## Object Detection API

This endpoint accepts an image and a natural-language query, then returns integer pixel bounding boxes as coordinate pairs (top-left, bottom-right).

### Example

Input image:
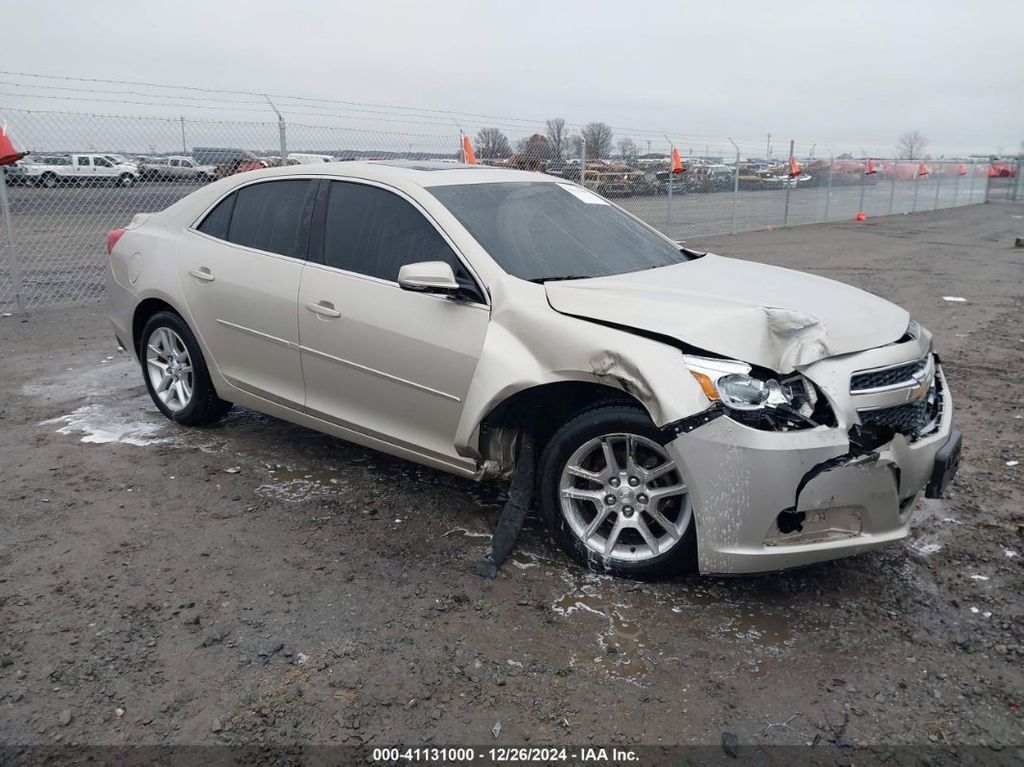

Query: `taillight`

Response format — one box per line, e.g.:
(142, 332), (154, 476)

(106, 228), (126, 254)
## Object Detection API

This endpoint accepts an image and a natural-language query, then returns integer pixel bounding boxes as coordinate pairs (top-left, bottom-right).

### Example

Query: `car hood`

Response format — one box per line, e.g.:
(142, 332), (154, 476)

(544, 254), (909, 372)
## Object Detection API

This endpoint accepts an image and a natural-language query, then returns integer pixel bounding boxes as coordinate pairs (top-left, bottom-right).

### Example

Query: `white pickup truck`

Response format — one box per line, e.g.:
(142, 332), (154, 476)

(16, 154), (139, 188)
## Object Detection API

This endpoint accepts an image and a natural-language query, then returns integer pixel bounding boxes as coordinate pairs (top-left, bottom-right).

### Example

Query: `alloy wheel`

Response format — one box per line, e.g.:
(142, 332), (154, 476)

(558, 433), (690, 563)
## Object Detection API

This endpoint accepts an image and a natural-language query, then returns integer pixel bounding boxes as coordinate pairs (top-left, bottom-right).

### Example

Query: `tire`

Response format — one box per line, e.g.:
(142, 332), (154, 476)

(537, 404), (696, 579)
(139, 310), (232, 426)
(39, 173), (58, 189)
(118, 173), (136, 187)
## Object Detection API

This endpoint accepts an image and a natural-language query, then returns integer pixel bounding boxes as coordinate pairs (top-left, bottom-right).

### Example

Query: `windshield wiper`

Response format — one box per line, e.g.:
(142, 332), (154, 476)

(527, 275), (591, 284)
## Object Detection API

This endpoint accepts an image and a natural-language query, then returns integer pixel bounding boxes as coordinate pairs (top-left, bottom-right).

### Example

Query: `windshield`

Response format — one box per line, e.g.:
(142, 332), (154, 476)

(428, 181), (688, 281)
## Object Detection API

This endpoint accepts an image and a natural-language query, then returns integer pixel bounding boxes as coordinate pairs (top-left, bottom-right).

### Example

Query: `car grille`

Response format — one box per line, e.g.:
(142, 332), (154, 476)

(850, 358), (929, 393)
(858, 369), (944, 441)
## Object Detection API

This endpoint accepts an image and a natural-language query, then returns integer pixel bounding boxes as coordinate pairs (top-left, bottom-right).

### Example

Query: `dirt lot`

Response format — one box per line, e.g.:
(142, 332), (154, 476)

(1, 204), (1022, 757)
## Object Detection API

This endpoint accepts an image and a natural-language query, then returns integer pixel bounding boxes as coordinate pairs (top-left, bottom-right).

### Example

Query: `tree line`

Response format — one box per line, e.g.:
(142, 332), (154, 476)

(473, 119), (638, 162)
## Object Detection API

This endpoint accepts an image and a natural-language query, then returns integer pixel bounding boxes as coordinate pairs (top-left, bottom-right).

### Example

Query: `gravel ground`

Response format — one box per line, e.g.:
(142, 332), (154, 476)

(0, 204), (1022, 757)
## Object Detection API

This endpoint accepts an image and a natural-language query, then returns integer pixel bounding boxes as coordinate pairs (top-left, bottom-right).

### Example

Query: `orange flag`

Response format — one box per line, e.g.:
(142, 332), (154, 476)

(789, 156), (801, 177)
(918, 162), (929, 177)
(866, 158), (876, 174)
(461, 134), (476, 165)
(0, 125), (26, 166)
(671, 147), (683, 173)
(958, 163), (967, 176)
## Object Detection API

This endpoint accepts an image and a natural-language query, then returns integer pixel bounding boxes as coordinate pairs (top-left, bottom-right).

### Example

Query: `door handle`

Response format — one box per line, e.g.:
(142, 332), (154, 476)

(305, 301), (341, 319)
(189, 267), (215, 282)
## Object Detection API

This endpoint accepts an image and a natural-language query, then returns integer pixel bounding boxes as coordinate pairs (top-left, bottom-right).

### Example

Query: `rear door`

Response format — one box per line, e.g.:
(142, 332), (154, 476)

(73, 155), (93, 183)
(180, 178), (318, 407)
(296, 179), (489, 462)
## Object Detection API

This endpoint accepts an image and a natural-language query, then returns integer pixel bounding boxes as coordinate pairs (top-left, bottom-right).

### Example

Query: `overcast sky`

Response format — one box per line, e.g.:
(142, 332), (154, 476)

(2, 0), (1022, 157)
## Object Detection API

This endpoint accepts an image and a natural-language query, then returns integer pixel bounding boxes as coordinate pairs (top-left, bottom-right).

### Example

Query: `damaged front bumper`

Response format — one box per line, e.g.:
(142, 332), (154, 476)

(667, 359), (956, 575)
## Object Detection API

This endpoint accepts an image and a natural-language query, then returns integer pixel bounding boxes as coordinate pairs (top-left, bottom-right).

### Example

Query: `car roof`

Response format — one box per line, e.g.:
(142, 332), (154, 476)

(229, 160), (557, 189)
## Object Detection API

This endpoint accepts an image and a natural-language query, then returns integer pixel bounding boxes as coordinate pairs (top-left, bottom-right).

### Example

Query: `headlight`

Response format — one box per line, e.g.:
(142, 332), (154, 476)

(684, 355), (819, 423)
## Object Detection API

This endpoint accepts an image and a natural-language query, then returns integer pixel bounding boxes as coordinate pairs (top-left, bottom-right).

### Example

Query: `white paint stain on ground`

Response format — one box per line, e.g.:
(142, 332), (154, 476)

(41, 402), (172, 446)
(969, 574), (990, 581)
(942, 296), (967, 303)
(905, 538), (943, 557)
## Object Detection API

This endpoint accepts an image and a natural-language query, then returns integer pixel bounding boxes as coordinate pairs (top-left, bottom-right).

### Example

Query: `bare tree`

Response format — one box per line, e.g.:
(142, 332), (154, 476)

(582, 122), (614, 160)
(545, 118), (567, 159)
(475, 128), (512, 159)
(566, 133), (583, 158)
(519, 134), (551, 169)
(617, 137), (639, 162)
(896, 131), (928, 160)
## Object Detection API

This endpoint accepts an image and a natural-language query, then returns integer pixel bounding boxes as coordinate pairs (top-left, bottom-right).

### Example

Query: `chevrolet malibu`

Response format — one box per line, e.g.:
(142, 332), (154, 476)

(107, 161), (961, 578)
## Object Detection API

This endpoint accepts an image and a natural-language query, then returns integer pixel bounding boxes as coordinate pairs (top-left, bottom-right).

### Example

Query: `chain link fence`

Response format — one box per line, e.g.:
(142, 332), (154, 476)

(0, 105), (1007, 314)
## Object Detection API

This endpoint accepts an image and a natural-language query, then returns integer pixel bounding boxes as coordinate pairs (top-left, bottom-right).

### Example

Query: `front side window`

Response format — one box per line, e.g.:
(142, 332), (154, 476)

(94, 157), (113, 168)
(76, 157), (91, 167)
(169, 159), (180, 167)
(322, 181), (471, 286)
(428, 181), (689, 282)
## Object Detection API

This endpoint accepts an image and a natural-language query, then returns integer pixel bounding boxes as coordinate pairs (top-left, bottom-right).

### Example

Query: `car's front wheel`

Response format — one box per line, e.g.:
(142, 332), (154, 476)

(538, 404), (696, 579)
(140, 310), (232, 426)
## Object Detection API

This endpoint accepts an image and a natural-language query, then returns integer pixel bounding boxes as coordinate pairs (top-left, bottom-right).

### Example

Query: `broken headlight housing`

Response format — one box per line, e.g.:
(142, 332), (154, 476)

(684, 355), (828, 430)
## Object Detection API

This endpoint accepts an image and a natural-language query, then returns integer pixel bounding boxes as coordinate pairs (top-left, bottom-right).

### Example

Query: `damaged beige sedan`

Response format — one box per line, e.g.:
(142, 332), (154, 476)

(107, 161), (961, 578)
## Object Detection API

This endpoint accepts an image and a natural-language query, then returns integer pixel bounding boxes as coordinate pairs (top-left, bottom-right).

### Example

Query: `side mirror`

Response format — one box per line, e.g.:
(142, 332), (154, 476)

(398, 261), (459, 294)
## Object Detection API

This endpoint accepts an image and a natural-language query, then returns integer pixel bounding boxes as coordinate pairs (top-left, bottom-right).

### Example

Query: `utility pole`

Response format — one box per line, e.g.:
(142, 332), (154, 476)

(766, 132), (772, 160)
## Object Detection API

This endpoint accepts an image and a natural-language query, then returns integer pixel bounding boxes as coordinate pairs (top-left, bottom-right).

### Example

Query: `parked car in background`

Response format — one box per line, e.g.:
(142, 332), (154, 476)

(15, 153), (138, 188)
(288, 153), (335, 165)
(107, 161), (959, 579)
(140, 156), (218, 182)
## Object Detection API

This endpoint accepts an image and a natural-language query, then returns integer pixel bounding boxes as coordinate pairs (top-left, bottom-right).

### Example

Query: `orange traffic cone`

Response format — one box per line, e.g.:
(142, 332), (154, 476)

(958, 163), (967, 176)
(671, 147), (683, 174)
(918, 162), (929, 177)
(866, 158), (877, 175)
(855, 212), (867, 221)
(461, 134), (476, 165)
(789, 156), (801, 177)
(0, 125), (26, 166)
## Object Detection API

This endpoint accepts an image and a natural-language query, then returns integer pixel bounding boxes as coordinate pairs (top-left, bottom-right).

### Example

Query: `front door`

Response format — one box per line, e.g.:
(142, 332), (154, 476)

(297, 179), (489, 463)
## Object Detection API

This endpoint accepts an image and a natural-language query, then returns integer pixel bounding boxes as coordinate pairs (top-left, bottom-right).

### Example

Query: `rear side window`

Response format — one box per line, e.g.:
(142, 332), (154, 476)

(322, 181), (467, 283)
(197, 193), (235, 240)
(196, 179), (316, 258)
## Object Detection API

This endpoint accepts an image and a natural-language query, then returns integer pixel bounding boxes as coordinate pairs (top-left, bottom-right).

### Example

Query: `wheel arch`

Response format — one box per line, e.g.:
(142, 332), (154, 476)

(474, 379), (649, 478)
(132, 296), (184, 356)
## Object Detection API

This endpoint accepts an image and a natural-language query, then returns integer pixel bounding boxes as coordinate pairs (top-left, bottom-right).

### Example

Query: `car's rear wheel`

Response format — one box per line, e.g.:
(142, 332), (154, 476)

(39, 173), (57, 189)
(538, 404), (696, 579)
(117, 173), (135, 187)
(140, 310), (231, 426)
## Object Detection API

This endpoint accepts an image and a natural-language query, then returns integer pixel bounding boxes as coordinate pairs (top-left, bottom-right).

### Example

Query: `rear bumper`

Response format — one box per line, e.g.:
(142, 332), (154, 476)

(667, 377), (955, 575)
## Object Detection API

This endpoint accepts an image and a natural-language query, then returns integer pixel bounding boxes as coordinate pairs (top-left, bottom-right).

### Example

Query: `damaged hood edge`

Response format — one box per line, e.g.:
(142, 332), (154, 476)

(544, 254), (910, 373)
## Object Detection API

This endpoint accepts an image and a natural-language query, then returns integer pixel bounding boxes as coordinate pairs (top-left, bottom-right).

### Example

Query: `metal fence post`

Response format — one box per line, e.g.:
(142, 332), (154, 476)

(0, 168), (26, 314)
(952, 162), (960, 207)
(857, 160), (867, 213)
(1015, 158), (1024, 201)
(667, 165), (674, 235)
(968, 160), (977, 204)
(783, 139), (794, 226)
(824, 155), (834, 221)
(888, 159), (897, 214)
(912, 165), (920, 212)
(728, 138), (739, 234)
(180, 116), (187, 154)
(580, 143), (585, 186)
(264, 95), (287, 164)
(933, 164), (944, 210)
